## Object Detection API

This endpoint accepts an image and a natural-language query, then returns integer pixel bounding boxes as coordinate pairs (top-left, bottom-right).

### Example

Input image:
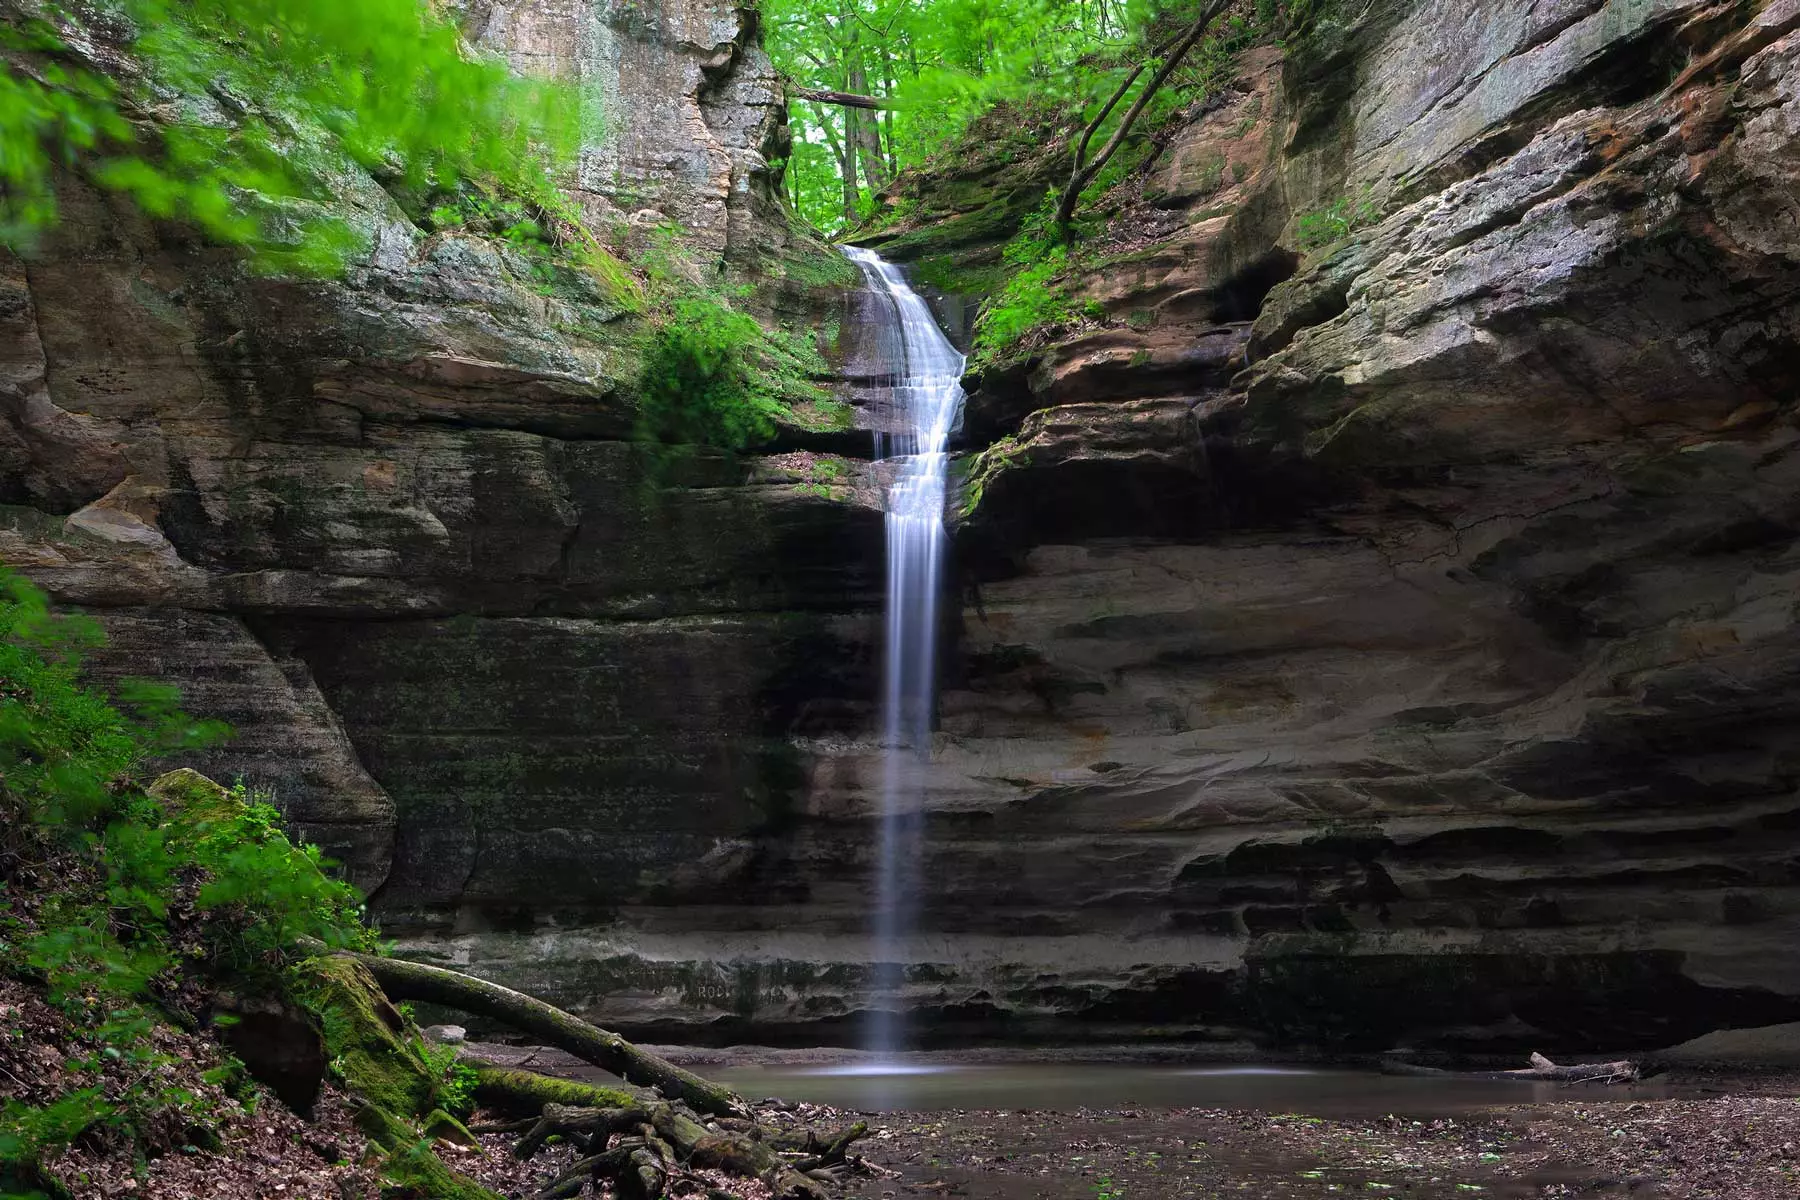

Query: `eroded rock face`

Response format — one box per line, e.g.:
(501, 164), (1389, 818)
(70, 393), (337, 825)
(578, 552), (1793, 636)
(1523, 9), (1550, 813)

(457, 0), (791, 260)
(0, 0), (873, 906)
(10, 0), (1800, 1056)
(465, 0), (1800, 1052)
(751, 0), (1800, 1051)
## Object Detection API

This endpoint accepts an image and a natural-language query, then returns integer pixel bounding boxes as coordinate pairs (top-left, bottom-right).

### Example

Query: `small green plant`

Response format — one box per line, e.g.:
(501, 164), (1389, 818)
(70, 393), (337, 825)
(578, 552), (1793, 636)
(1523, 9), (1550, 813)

(1295, 191), (1379, 250)
(792, 455), (849, 499)
(418, 1038), (481, 1117)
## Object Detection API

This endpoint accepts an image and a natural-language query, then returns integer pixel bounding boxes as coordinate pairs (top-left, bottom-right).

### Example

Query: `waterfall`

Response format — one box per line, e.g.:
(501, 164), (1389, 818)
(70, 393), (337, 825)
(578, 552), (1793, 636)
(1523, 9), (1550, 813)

(844, 246), (965, 1057)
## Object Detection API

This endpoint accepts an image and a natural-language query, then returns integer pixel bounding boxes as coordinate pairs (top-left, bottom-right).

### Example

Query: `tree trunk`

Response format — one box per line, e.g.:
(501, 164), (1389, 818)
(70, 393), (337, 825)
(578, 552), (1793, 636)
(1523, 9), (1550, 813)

(849, 59), (888, 190)
(815, 112), (859, 225)
(341, 952), (746, 1117)
(1054, 0), (1227, 232)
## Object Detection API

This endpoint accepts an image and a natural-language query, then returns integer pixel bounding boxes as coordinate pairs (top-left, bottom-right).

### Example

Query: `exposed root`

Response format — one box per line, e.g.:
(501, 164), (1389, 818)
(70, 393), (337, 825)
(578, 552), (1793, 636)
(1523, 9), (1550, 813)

(480, 1067), (872, 1200)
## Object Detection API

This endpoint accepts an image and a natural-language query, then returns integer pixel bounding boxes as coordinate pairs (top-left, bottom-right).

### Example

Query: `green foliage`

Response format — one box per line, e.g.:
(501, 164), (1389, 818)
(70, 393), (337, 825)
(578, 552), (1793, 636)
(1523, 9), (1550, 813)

(0, 574), (222, 828)
(769, 0), (1271, 235)
(969, 190), (1096, 363)
(1, 0), (586, 274)
(768, 0), (1173, 233)
(0, 569), (377, 1176)
(631, 233), (830, 451)
(420, 1039), (481, 1118)
(185, 783), (377, 973)
(975, 250), (1074, 362)
(635, 297), (794, 450)
(0, 1089), (109, 1191)
(1294, 191), (1378, 250)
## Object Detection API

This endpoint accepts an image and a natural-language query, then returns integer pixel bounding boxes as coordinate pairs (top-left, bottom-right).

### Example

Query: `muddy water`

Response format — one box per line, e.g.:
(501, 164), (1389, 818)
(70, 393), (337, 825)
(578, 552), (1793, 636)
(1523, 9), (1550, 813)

(708, 1062), (1677, 1115)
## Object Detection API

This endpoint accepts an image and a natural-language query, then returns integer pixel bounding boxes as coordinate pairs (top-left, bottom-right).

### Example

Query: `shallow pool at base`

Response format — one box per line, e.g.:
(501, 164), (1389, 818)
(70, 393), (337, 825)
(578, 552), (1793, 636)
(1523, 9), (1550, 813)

(706, 1061), (1677, 1114)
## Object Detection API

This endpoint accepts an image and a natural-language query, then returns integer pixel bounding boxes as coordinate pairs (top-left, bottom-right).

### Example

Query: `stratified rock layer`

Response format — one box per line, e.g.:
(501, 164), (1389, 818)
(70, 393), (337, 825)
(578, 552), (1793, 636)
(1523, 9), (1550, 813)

(7, 0), (1800, 1055)
(448, 0), (1800, 1053)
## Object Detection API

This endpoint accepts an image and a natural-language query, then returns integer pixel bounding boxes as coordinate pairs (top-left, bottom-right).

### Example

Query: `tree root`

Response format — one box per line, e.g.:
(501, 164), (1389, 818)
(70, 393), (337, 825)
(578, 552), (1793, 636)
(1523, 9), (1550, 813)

(478, 1065), (871, 1200)
(287, 940), (873, 1197)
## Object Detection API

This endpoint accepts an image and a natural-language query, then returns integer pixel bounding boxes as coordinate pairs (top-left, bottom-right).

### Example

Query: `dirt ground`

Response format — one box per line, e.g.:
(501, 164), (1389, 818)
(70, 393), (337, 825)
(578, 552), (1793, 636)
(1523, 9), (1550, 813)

(844, 1087), (1800, 1200)
(469, 1044), (1800, 1199)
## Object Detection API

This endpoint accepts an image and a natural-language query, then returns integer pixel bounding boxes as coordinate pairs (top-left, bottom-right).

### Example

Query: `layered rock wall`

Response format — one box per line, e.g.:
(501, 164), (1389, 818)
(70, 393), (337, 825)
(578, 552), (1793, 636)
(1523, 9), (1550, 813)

(7, 0), (1800, 1055)
(485, 0), (1800, 1052)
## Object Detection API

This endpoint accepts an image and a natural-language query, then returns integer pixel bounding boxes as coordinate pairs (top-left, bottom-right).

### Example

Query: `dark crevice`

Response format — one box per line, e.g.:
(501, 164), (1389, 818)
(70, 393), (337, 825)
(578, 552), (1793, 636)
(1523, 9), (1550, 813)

(1213, 247), (1301, 323)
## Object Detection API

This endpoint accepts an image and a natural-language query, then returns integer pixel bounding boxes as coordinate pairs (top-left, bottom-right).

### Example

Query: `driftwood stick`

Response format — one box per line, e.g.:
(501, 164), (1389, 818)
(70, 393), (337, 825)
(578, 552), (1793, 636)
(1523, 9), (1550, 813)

(793, 1122), (870, 1171)
(1381, 1051), (1639, 1083)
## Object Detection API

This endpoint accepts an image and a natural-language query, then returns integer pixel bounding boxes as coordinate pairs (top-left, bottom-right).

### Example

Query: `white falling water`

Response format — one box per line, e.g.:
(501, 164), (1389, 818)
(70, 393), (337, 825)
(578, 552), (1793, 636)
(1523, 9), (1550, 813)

(843, 246), (965, 1057)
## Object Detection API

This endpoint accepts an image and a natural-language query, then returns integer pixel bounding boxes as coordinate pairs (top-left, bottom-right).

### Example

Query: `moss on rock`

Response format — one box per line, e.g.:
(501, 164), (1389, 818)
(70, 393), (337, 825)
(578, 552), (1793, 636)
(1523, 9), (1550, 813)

(379, 1139), (504, 1200)
(289, 956), (499, 1198)
(293, 955), (438, 1130)
(147, 767), (244, 825)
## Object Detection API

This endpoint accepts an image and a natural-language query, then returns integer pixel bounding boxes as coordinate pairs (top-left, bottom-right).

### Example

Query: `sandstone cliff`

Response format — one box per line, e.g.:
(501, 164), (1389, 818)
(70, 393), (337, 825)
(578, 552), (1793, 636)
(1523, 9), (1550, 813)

(6, 0), (1800, 1056)
(827, 0), (1800, 1051)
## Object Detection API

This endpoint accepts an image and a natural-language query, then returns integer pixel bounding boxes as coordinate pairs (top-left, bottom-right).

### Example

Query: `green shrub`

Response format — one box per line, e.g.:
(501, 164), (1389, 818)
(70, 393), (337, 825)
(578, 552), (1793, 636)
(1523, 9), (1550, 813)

(0, 570), (377, 1178)
(634, 294), (827, 451)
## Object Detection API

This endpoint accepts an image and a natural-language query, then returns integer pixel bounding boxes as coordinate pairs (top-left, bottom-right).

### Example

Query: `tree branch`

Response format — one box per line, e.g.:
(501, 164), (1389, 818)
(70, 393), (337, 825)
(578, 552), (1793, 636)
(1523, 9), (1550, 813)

(792, 85), (894, 110)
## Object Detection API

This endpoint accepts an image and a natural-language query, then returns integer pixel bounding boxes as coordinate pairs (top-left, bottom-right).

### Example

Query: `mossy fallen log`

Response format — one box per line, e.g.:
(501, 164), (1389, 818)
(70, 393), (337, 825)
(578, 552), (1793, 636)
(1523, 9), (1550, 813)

(340, 952), (746, 1117)
(468, 1062), (649, 1115)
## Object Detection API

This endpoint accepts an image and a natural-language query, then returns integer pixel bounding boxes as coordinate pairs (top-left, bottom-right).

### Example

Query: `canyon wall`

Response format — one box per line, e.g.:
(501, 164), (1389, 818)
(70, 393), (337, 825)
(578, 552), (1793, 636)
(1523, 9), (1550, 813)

(6, 0), (1800, 1055)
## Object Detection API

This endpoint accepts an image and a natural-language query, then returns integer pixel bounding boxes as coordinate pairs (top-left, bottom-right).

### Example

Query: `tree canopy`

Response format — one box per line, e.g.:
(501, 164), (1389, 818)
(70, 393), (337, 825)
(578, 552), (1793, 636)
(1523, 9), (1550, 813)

(763, 0), (1223, 234)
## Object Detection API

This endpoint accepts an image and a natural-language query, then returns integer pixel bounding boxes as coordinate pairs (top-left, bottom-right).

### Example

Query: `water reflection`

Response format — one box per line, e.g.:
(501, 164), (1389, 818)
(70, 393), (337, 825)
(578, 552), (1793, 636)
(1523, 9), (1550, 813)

(708, 1060), (1676, 1115)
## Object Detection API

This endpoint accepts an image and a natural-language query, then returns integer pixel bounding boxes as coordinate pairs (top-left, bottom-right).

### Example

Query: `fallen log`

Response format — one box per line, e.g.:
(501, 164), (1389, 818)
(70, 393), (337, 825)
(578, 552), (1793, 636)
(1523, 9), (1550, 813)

(339, 951), (746, 1117)
(1380, 1050), (1639, 1084)
(790, 86), (891, 110)
(468, 1061), (650, 1114)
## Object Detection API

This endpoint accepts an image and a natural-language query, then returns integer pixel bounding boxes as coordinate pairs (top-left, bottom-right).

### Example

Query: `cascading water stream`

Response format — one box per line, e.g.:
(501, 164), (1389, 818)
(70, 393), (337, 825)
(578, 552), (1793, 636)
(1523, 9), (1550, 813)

(844, 246), (965, 1059)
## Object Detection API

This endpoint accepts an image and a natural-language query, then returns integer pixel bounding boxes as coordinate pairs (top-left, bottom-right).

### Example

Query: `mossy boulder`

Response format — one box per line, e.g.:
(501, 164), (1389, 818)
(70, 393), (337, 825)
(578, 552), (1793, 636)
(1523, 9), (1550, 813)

(148, 767), (244, 826)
